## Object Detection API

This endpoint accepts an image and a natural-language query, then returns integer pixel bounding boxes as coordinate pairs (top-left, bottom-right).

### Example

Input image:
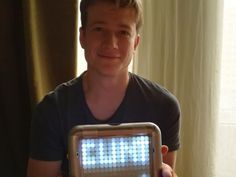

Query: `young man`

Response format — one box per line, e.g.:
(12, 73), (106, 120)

(27, 0), (180, 177)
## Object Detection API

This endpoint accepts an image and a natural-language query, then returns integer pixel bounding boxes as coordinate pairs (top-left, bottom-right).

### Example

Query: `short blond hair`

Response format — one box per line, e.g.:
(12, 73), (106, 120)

(80, 0), (143, 32)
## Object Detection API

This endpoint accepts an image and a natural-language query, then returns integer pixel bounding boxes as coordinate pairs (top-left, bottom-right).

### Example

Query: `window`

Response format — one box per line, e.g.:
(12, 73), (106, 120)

(76, 0), (86, 76)
(76, 36), (86, 76)
(216, 0), (236, 176)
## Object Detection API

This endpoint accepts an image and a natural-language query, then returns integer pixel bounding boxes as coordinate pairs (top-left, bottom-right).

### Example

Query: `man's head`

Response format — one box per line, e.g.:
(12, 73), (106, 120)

(80, 0), (143, 33)
(79, 0), (141, 77)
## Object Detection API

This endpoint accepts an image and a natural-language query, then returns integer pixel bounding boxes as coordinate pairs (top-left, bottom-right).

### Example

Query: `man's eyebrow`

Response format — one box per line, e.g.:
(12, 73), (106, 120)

(118, 24), (132, 30)
(90, 21), (106, 26)
(89, 21), (133, 30)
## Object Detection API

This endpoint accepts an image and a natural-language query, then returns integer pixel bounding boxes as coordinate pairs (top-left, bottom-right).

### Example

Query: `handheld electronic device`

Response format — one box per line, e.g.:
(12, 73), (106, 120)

(68, 122), (162, 177)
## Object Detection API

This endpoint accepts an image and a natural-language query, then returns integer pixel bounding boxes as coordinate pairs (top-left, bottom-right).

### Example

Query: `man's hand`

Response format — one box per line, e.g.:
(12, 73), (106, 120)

(162, 162), (176, 177)
(161, 145), (178, 177)
(27, 158), (62, 177)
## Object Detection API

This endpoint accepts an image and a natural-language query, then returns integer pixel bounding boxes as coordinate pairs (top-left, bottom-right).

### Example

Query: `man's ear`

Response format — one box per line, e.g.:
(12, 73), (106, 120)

(134, 34), (140, 50)
(79, 27), (85, 49)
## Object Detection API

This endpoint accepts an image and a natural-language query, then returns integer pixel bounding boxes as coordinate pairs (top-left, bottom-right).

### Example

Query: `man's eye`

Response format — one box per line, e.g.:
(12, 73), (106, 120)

(93, 27), (103, 32)
(120, 30), (130, 36)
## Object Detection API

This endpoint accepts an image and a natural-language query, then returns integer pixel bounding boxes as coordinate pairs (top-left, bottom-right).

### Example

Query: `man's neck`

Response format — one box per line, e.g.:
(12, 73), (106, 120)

(82, 70), (130, 96)
(82, 70), (130, 120)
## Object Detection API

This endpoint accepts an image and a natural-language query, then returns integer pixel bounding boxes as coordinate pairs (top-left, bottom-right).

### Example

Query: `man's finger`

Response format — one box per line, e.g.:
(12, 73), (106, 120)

(161, 163), (173, 177)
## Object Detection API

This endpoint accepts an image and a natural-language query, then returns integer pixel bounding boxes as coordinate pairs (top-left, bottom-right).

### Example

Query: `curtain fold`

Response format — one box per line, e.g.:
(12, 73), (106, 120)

(24, 0), (77, 102)
(1, 0), (77, 176)
(134, 0), (223, 177)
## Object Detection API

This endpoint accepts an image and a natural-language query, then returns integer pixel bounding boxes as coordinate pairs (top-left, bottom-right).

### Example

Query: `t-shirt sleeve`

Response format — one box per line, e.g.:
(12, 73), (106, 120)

(160, 96), (181, 152)
(29, 94), (65, 161)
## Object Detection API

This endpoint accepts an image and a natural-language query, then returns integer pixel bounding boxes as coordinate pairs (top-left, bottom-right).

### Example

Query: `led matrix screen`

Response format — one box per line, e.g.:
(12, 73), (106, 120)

(79, 135), (151, 177)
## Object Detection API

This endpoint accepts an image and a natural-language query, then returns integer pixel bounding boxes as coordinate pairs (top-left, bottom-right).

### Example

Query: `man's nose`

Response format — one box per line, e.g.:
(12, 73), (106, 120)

(102, 32), (118, 49)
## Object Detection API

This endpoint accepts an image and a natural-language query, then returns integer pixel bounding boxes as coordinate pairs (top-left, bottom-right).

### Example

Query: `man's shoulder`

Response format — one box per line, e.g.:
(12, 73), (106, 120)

(130, 72), (165, 91)
(129, 73), (178, 103)
(38, 76), (82, 107)
(54, 76), (81, 93)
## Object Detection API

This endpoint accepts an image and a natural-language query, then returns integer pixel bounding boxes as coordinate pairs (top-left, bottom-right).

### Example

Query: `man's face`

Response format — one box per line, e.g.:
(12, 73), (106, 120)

(80, 2), (140, 77)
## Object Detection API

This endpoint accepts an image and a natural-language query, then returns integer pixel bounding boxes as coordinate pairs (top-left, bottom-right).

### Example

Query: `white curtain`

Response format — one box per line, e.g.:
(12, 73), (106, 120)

(134, 0), (223, 177)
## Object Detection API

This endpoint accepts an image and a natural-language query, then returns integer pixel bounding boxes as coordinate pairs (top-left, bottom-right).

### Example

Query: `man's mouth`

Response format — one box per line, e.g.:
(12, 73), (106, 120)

(97, 53), (120, 59)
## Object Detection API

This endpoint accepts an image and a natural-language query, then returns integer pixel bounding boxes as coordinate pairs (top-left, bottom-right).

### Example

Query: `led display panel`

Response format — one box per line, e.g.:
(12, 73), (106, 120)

(69, 122), (162, 177)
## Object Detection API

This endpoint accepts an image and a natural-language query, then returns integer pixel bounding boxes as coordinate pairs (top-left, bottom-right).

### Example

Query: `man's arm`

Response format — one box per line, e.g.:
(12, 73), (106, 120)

(162, 150), (178, 177)
(27, 158), (62, 177)
(163, 151), (177, 169)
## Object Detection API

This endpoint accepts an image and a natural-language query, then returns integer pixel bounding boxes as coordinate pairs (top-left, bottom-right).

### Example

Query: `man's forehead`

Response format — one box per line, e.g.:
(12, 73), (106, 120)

(87, 2), (136, 15)
(86, 3), (137, 26)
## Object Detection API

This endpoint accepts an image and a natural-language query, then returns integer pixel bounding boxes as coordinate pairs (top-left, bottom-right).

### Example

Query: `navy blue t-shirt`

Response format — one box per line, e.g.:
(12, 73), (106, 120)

(29, 72), (180, 175)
